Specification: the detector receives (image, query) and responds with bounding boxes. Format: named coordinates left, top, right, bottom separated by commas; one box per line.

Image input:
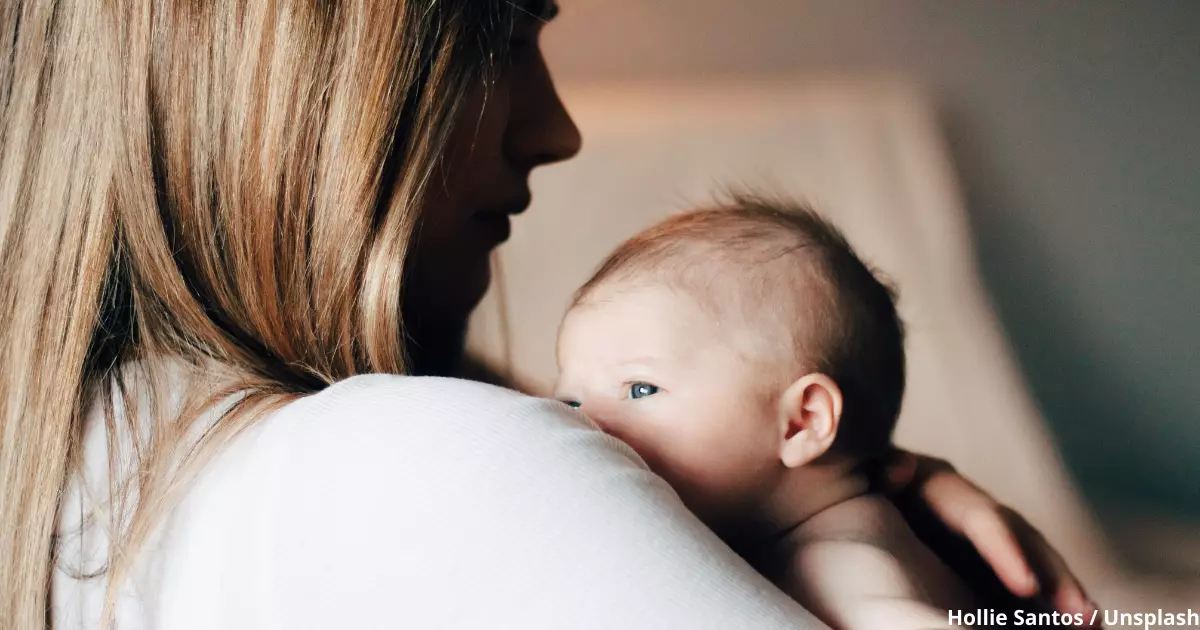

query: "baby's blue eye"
left=629, top=383, right=660, bottom=400
left=562, top=400, right=581, bottom=408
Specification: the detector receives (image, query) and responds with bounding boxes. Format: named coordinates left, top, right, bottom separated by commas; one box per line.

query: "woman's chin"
left=412, top=252, right=492, bottom=324
left=461, top=252, right=494, bottom=310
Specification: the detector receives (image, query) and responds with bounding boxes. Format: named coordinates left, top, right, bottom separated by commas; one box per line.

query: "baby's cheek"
left=618, top=408, right=763, bottom=512
left=652, top=441, right=746, bottom=506
left=679, top=430, right=776, bottom=512
left=591, top=418, right=668, bottom=471
left=611, top=426, right=701, bottom=486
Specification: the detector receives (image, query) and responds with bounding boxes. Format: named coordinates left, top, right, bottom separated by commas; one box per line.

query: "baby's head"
left=555, top=194, right=905, bottom=536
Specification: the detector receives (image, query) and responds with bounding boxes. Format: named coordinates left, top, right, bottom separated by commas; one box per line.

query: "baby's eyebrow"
left=616, top=356, right=663, bottom=369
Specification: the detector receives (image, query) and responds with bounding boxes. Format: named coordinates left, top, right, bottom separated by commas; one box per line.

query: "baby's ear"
left=777, top=374, right=843, bottom=468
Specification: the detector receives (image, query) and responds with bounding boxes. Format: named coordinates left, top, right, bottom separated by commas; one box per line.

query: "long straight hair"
left=0, top=1, right=524, bottom=627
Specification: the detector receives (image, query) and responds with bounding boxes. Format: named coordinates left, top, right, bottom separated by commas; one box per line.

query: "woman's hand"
left=877, top=449, right=1101, bottom=627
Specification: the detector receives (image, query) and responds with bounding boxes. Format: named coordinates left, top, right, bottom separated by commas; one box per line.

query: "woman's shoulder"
left=192, top=374, right=612, bottom=505
left=262, top=374, right=595, bottom=452
left=300, top=373, right=533, bottom=418
left=165, top=375, right=606, bottom=538
left=127, top=375, right=613, bottom=627
left=143, top=375, right=815, bottom=629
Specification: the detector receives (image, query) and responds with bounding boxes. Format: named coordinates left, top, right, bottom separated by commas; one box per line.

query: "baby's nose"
left=591, top=416, right=617, bottom=436
left=576, top=402, right=618, bottom=435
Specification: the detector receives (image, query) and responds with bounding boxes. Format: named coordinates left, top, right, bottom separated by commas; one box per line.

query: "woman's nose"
left=504, top=54, right=582, bottom=170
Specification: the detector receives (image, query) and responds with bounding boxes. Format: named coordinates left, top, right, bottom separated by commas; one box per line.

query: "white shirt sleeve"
left=150, top=375, right=826, bottom=629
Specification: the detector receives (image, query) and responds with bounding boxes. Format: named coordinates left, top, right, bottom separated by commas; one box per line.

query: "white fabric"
left=53, top=374, right=824, bottom=629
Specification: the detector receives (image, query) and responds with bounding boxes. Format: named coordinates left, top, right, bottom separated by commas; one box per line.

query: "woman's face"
left=404, top=5, right=581, bottom=373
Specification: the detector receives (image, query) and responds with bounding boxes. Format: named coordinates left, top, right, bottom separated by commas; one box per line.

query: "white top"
left=53, top=374, right=823, bottom=629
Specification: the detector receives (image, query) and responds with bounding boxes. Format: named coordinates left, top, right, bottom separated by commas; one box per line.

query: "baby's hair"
left=572, top=192, right=906, bottom=457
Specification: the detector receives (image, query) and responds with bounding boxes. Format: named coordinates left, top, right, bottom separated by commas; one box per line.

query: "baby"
left=555, top=194, right=982, bottom=629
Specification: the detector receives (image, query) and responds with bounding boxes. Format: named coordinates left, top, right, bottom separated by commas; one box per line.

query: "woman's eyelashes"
left=627, top=382, right=660, bottom=400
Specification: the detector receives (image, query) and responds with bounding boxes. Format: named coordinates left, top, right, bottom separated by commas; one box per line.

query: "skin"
left=556, top=284, right=858, bottom=541
left=556, top=285, right=786, bottom=536
left=403, top=9, right=581, bottom=377
left=557, top=284, right=991, bottom=629
left=398, top=2, right=1096, bottom=621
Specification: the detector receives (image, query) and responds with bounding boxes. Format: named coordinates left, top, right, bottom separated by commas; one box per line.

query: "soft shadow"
left=938, top=105, right=1200, bottom=575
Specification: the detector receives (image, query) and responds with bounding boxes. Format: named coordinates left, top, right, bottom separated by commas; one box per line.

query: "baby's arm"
left=784, top=541, right=958, bottom=630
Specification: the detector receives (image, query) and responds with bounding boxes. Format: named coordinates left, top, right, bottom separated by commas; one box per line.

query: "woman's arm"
left=156, top=375, right=824, bottom=629
left=876, top=449, right=1099, bottom=627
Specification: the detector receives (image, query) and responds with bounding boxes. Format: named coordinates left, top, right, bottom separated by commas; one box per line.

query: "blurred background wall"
left=541, top=1, right=1200, bottom=543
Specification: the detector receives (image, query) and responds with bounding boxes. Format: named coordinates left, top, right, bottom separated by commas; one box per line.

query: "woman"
left=0, top=1, right=1093, bottom=628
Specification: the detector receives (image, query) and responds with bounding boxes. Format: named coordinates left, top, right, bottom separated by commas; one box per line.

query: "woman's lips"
left=471, top=193, right=528, bottom=246
left=472, top=194, right=529, bottom=245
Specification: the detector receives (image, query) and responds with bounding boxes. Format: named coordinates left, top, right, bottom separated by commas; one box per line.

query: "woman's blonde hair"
left=0, top=1, right=529, bottom=627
